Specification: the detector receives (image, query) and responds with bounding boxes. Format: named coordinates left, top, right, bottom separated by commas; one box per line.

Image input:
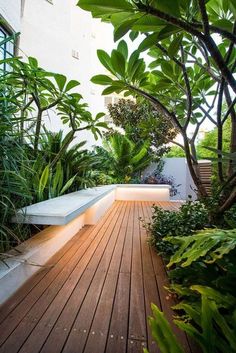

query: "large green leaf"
left=91, top=75, right=113, bottom=85
left=150, top=0, right=181, bottom=17
left=168, top=34, right=183, bottom=58
left=54, top=74, right=67, bottom=92
left=111, top=49, right=126, bottom=77
left=114, top=18, right=138, bottom=41
left=38, top=165, right=49, bottom=201
left=138, top=33, right=159, bottom=52
left=132, top=15, right=165, bottom=32
left=148, top=304, right=184, bottom=353
left=78, top=0, right=133, bottom=14
left=59, top=175, right=76, bottom=196
left=166, top=228, right=236, bottom=268
left=97, top=50, right=116, bottom=75
left=65, top=80, right=80, bottom=92
left=117, top=40, right=129, bottom=60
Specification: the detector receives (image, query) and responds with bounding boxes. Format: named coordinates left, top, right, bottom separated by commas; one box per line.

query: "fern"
left=166, top=229, right=236, bottom=268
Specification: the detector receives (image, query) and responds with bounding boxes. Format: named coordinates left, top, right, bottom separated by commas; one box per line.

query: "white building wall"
left=18, top=0, right=114, bottom=147
left=0, top=0, right=22, bottom=32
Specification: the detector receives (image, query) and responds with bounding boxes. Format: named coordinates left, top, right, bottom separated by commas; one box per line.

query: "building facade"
left=0, top=0, right=114, bottom=147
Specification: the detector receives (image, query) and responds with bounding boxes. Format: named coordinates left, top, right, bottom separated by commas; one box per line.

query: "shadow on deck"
left=0, top=201, right=194, bottom=353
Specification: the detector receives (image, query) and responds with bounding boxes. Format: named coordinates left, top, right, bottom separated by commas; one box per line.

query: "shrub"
left=146, top=228, right=236, bottom=353
left=147, top=201, right=209, bottom=258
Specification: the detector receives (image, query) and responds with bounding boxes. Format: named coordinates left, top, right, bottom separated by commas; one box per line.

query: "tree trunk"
left=183, top=135, right=208, bottom=198
left=224, top=85, right=236, bottom=176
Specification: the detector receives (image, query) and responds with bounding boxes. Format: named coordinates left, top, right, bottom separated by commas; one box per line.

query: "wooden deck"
left=0, top=201, right=194, bottom=353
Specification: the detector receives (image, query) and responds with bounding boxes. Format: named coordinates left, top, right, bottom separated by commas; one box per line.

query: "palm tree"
left=94, top=133, right=152, bottom=183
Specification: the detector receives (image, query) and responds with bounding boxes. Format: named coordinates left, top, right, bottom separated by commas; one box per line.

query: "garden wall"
left=144, top=158, right=197, bottom=201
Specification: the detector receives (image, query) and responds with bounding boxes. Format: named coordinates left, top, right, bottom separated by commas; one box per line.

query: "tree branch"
left=138, top=4, right=236, bottom=93
left=180, top=45, right=192, bottom=130
left=197, top=0, right=210, bottom=35
left=128, top=84, right=183, bottom=131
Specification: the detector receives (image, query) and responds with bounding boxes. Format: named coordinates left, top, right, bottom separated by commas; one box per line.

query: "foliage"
left=144, top=304, right=184, bottom=353
left=78, top=0, right=236, bottom=216
left=92, top=132, right=152, bottom=182
left=145, top=221, right=236, bottom=353
left=165, top=146, right=185, bottom=158
left=107, top=98, right=177, bottom=156
left=224, top=205, right=236, bottom=228
left=197, top=120, right=231, bottom=159
left=147, top=287, right=236, bottom=353
left=167, top=228, right=236, bottom=268
left=147, top=201, right=209, bottom=257
left=0, top=53, right=105, bottom=252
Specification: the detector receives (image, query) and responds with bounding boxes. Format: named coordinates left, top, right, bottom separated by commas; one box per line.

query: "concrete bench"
left=0, top=184, right=170, bottom=304
left=12, top=184, right=171, bottom=226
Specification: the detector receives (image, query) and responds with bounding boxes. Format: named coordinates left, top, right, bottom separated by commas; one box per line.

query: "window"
left=0, top=27, right=14, bottom=72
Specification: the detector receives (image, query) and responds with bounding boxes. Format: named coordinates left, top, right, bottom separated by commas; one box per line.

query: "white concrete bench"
left=0, top=184, right=170, bottom=304
left=13, top=184, right=171, bottom=226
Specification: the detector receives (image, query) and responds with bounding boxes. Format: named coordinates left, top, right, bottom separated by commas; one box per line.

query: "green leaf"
left=161, top=62, right=173, bottom=78
left=132, top=15, right=165, bottom=32
left=77, top=0, right=133, bottom=14
left=91, top=74, right=113, bottom=85
left=59, top=175, right=76, bottom=196
left=38, top=165, right=49, bottom=201
left=157, top=25, right=181, bottom=40
left=117, top=40, right=128, bottom=60
left=102, top=85, right=124, bottom=95
left=212, top=19, right=233, bottom=32
left=54, top=74, right=67, bottom=92
left=168, top=34, right=183, bottom=58
left=65, top=80, right=80, bottom=92
left=28, top=57, right=38, bottom=68
left=114, top=18, right=138, bottom=41
left=97, top=50, right=116, bottom=75
left=129, top=31, right=139, bottom=41
left=138, top=33, right=158, bottom=52
left=149, top=304, right=184, bottom=353
left=127, top=50, right=140, bottom=76
left=111, top=49, right=126, bottom=77
left=152, top=0, right=181, bottom=17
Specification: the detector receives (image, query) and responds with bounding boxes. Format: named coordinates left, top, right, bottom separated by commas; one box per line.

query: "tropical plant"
left=78, top=0, right=236, bottom=218
left=165, top=146, right=186, bottom=158
left=93, top=132, right=152, bottom=182
left=0, top=51, right=106, bottom=252
left=145, top=226, right=236, bottom=353
left=146, top=288, right=236, bottom=353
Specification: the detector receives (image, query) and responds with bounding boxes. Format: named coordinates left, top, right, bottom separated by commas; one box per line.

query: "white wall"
left=19, top=0, right=114, bottom=148
left=144, top=158, right=197, bottom=200
left=0, top=0, right=22, bottom=32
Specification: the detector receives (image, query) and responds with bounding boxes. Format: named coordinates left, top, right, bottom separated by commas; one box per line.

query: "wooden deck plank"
left=62, top=202, right=129, bottom=353
left=105, top=203, right=133, bottom=353
left=22, top=202, right=125, bottom=353
left=0, top=201, right=118, bottom=329
left=0, top=202, right=122, bottom=353
left=128, top=202, right=147, bottom=350
left=139, top=202, right=161, bottom=353
left=0, top=200, right=196, bottom=353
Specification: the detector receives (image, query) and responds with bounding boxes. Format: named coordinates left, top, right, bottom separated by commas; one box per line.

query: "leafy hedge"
left=146, top=205, right=236, bottom=353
